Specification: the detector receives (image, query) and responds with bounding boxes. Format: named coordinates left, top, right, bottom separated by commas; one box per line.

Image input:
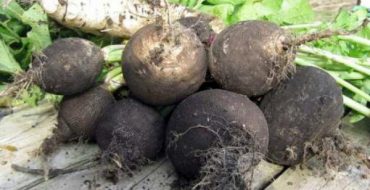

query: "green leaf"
left=269, top=0, right=314, bottom=25
left=0, top=24, right=20, bottom=44
left=199, top=4, right=235, bottom=24
left=206, top=0, right=245, bottom=5
left=358, top=24, right=370, bottom=39
left=18, top=85, right=45, bottom=107
left=0, top=0, right=24, bottom=20
left=0, top=40, right=22, bottom=74
left=334, top=8, right=368, bottom=30
left=232, top=0, right=281, bottom=24
left=21, top=3, right=51, bottom=54
left=0, top=2, right=51, bottom=72
left=230, top=0, right=314, bottom=25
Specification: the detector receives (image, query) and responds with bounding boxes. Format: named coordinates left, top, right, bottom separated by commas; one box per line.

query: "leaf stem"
left=104, top=67, right=125, bottom=92
left=337, top=35, right=370, bottom=47
left=299, top=45, right=370, bottom=76
left=282, top=21, right=322, bottom=30
left=343, top=95, right=370, bottom=117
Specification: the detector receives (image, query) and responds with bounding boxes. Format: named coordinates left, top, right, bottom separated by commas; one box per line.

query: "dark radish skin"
left=209, top=20, right=296, bottom=97
left=122, top=22, right=207, bottom=106
left=32, top=38, right=104, bottom=95
left=260, top=66, right=344, bottom=166
left=58, top=86, right=115, bottom=139
left=41, top=86, right=115, bottom=155
left=95, top=98, right=165, bottom=169
left=166, top=89, right=269, bottom=186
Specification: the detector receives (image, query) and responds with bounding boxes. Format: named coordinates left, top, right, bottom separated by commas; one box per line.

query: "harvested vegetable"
left=260, top=66, right=344, bottom=166
left=38, top=0, right=224, bottom=38
left=172, top=0, right=370, bottom=122
left=166, top=89, right=268, bottom=189
left=95, top=98, right=165, bottom=170
left=210, top=20, right=296, bottom=96
left=41, top=85, right=115, bottom=155
left=122, top=21, right=207, bottom=105
left=31, top=38, right=104, bottom=95
left=210, top=19, right=364, bottom=97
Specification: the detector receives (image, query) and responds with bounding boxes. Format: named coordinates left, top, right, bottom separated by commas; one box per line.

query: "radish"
left=166, top=89, right=269, bottom=189
left=209, top=20, right=296, bottom=97
left=41, top=85, right=115, bottom=155
left=95, top=98, right=165, bottom=171
left=260, top=66, right=344, bottom=166
left=209, top=20, right=361, bottom=97
left=122, top=21, right=207, bottom=106
left=31, top=38, right=104, bottom=95
left=39, top=0, right=224, bottom=38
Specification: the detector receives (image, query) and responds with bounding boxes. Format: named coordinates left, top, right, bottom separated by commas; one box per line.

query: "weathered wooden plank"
left=250, top=160, right=284, bottom=190
left=30, top=155, right=284, bottom=190
left=31, top=159, right=171, bottom=190
left=131, top=159, right=284, bottom=190
left=0, top=104, right=103, bottom=190
left=266, top=119, right=370, bottom=190
left=266, top=165, right=370, bottom=190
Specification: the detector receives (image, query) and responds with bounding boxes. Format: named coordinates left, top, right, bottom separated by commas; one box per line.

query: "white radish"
left=39, top=0, right=224, bottom=38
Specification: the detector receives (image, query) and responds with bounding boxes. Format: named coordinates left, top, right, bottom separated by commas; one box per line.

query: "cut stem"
left=102, top=45, right=125, bottom=64
left=299, top=45, right=370, bottom=76
left=104, top=67, right=125, bottom=92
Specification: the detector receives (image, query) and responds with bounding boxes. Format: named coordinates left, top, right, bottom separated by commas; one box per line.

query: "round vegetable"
left=260, top=66, right=344, bottom=166
left=122, top=22, right=207, bottom=106
left=32, top=38, right=104, bottom=95
left=209, top=20, right=295, bottom=97
left=42, top=86, right=115, bottom=155
left=95, top=98, right=165, bottom=169
left=166, top=89, right=269, bottom=189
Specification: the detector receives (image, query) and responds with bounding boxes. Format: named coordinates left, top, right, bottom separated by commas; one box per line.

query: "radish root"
left=39, top=0, right=203, bottom=38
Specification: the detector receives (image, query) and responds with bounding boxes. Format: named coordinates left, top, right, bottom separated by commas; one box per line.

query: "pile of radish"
left=20, top=19, right=348, bottom=189
left=7, top=1, right=366, bottom=189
